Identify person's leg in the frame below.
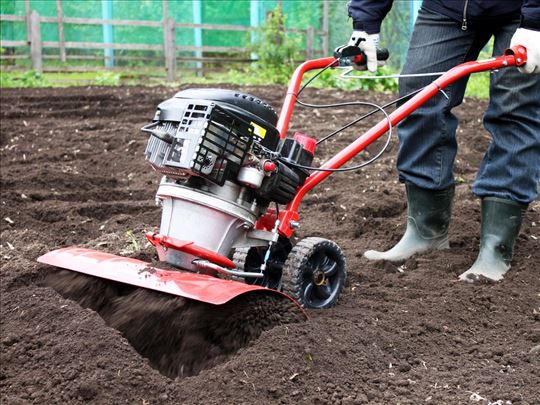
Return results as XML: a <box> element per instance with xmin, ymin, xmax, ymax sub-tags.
<box><xmin>473</xmin><ymin>24</ymin><xmax>540</xmax><ymax>204</ymax></box>
<box><xmin>397</xmin><ymin>8</ymin><xmax>492</xmax><ymax>189</ymax></box>
<box><xmin>460</xmin><ymin>21</ymin><xmax>540</xmax><ymax>282</ymax></box>
<box><xmin>364</xmin><ymin>6</ymin><xmax>491</xmax><ymax>262</ymax></box>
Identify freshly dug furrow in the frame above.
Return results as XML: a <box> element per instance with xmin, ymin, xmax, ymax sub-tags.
<box><xmin>43</xmin><ymin>270</ymin><xmax>304</xmax><ymax>378</ymax></box>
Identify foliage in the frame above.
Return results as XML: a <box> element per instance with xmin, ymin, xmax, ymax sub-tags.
<box><xmin>124</xmin><ymin>230</ymin><xmax>141</xmax><ymax>253</ymax></box>
<box><xmin>0</xmin><ymin>70</ymin><xmax>51</xmax><ymax>88</ymax></box>
<box><xmin>247</xmin><ymin>5</ymin><xmax>303</xmax><ymax>84</ymax></box>
<box><xmin>0</xmin><ymin>70</ymin><xmax>133</xmax><ymax>88</ymax></box>
<box><xmin>312</xmin><ymin>66</ymin><xmax>398</xmax><ymax>93</ymax></box>
<box><xmin>94</xmin><ymin>70</ymin><xmax>121</xmax><ymax>86</ymax></box>
<box><xmin>465</xmin><ymin>72</ymin><xmax>490</xmax><ymax>99</ymax></box>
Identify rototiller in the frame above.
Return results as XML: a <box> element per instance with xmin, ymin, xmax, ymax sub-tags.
<box><xmin>38</xmin><ymin>45</ymin><xmax>528</xmax><ymax>313</ymax></box>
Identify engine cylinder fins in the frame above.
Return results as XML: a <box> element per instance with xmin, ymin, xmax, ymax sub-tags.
<box><xmin>174</xmin><ymin>88</ymin><xmax>278</xmax><ymax>127</ymax></box>
<box><xmin>282</xmin><ymin>237</ymin><xmax>347</xmax><ymax>309</ymax></box>
<box><xmin>42</xmin><ymin>270</ymin><xmax>306</xmax><ymax>378</ymax></box>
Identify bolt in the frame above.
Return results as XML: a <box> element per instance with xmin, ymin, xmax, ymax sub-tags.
<box><xmin>290</xmin><ymin>221</ymin><xmax>300</xmax><ymax>229</ymax></box>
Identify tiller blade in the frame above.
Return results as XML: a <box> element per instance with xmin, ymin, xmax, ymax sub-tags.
<box><xmin>38</xmin><ymin>247</ymin><xmax>306</xmax><ymax>317</ymax></box>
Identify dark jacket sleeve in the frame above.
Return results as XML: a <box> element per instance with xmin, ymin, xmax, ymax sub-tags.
<box><xmin>347</xmin><ymin>0</ymin><xmax>394</xmax><ymax>34</ymax></box>
<box><xmin>521</xmin><ymin>0</ymin><xmax>540</xmax><ymax>30</ymax></box>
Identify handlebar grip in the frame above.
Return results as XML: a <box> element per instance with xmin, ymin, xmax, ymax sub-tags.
<box><xmin>332</xmin><ymin>45</ymin><xmax>390</xmax><ymax>67</ymax></box>
<box><xmin>376</xmin><ymin>48</ymin><xmax>390</xmax><ymax>61</ymax></box>
<box><xmin>353</xmin><ymin>48</ymin><xmax>390</xmax><ymax>65</ymax></box>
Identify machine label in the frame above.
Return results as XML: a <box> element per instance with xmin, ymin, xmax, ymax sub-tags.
<box><xmin>250</xmin><ymin>122</ymin><xmax>267</xmax><ymax>139</ymax></box>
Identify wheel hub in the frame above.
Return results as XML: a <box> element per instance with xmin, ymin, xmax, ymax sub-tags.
<box><xmin>313</xmin><ymin>270</ymin><xmax>326</xmax><ymax>286</ymax></box>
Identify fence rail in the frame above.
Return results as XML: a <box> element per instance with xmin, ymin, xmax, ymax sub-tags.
<box><xmin>0</xmin><ymin>7</ymin><xmax>326</xmax><ymax>81</ymax></box>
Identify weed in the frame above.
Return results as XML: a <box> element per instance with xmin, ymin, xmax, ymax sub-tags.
<box><xmin>124</xmin><ymin>230</ymin><xmax>141</xmax><ymax>253</ymax></box>
<box><xmin>465</xmin><ymin>72</ymin><xmax>490</xmax><ymax>99</ymax></box>
<box><xmin>94</xmin><ymin>71</ymin><xmax>121</xmax><ymax>86</ymax></box>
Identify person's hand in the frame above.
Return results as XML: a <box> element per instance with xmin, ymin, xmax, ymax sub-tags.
<box><xmin>348</xmin><ymin>30</ymin><xmax>382</xmax><ymax>73</ymax></box>
<box><xmin>510</xmin><ymin>28</ymin><xmax>540</xmax><ymax>74</ymax></box>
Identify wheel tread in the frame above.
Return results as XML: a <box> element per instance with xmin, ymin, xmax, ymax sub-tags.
<box><xmin>232</xmin><ymin>247</ymin><xmax>250</xmax><ymax>272</ymax></box>
<box><xmin>282</xmin><ymin>237</ymin><xmax>346</xmax><ymax>309</ymax></box>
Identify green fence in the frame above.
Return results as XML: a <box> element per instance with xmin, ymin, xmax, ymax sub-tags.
<box><xmin>1</xmin><ymin>1</ymin><xmax>323</xmax><ymax>46</ymax></box>
<box><xmin>1</xmin><ymin>0</ymin><xmax>415</xmax><ymax>76</ymax></box>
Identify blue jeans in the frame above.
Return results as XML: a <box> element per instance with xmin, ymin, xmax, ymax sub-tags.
<box><xmin>397</xmin><ymin>7</ymin><xmax>540</xmax><ymax>204</ymax></box>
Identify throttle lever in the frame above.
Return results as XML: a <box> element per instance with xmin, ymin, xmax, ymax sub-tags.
<box><xmin>333</xmin><ymin>45</ymin><xmax>390</xmax><ymax>68</ymax></box>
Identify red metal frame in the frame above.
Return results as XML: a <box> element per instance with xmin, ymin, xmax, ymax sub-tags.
<box><xmin>37</xmin><ymin>247</ymin><xmax>307</xmax><ymax>318</ymax></box>
<box><xmin>145</xmin><ymin>232</ymin><xmax>237</xmax><ymax>269</ymax></box>
<box><xmin>276</xmin><ymin>46</ymin><xmax>527</xmax><ymax>237</ymax></box>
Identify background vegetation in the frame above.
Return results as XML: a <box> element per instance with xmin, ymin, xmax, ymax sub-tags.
<box><xmin>1</xmin><ymin>1</ymin><xmax>491</xmax><ymax>98</ymax></box>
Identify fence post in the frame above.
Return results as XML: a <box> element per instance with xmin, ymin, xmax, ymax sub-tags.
<box><xmin>56</xmin><ymin>0</ymin><xmax>66</xmax><ymax>63</ymax></box>
<box><xmin>192</xmin><ymin>0</ymin><xmax>203</xmax><ymax>77</ymax></box>
<box><xmin>163</xmin><ymin>5</ymin><xmax>169</xmax><ymax>63</ymax></box>
<box><xmin>24</xmin><ymin>0</ymin><xmax>31</xmax><ymax>42</ymax></box>
<box><xmin>101</xmin><ymin>0</ymin><xmax>114</xmax><ymax>67</ymax></box>
<box><xmin>29</xmin><ymin>10</ymin><xmax>42</xmax><ymax>73</ymax></box>
<box><xmin>306</xmin><ymin>27</ymin><xmax>314</xmax><ymax>60</ymax></box>
<box><xmin>164</xmin><ymin>17</ymin><xmax>177</xmax><ymax>81</ymax></box>
<box><xmin>162</xmin><ymin>0</ymin><xmax>168</xmax><ymax>19</ymax></box>
<box><xmin>322</xmin><ymin>0</ymin><xmax>329</xmax><ymax>56</ymax></box>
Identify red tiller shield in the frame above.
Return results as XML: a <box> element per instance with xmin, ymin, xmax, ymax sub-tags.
<box><xmin>37</xmin><ymin>247</ymin><xmax>307</xmax><ymax>317</ymax></box>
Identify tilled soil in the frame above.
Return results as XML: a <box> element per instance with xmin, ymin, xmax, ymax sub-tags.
<box><xmin>42</xmin><ymin>270</ymin><xmax>304</xmax><ymax>379</ymax></box>
<box><xmin>1</xmin><ymin>85</ymin><xmax>539</xmax><ymax>404</ymax></box>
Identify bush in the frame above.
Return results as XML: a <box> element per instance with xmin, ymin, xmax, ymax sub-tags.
<box><xmin>248</xmin><ymin>5</ymin><xmax>302</xmax><ymax>84</ymax></box>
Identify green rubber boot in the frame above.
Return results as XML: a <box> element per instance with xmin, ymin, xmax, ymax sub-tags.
<box><xmin>364</xmin><ymin>184</ymin><xmax>454</xmax><ymax>262</ymax></box>
<box><xmin>459</xmin><ymin>197</ymin><xmax>527</xmax><ymax>283</ymax></box>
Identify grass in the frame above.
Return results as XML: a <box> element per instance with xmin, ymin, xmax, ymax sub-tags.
<box><xmin>0</xmin><ymin>69</ymin><xmax>164</xmax><ymax>88</ymax></box>
<box><xmin>0</xmin><ymin>66</ymin><xmax>491</xmax><ymax>99</ymax></box>
<box><xmin>464</xmin><ymin>71</ymin><xmax>490</xmax><ymax>99</ymax></box>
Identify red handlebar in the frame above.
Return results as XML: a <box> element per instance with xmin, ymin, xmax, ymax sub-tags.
<box><xmin>276</xmin><ymin>57</ymin><xmax>337</xmax><ymax>138</ymax></box>
<box><xmin>275</xmin><ymin>46</ymin><xmax>528</xmax><ymax>238</ymax></box>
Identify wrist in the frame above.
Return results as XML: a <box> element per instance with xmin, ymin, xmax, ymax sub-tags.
<box><xmin>352</xmin><ymin>20</ymin><xmax>382</xmax><ymax>35</ymax></box>
<box><xmin>519</xmin><ymin>15</ymin><xmax>540</xmax><ymax>31</ymax></box>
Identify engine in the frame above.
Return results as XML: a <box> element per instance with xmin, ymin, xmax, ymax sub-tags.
<box><xmin>144</xmin><ymin>88</ymin><xmax>317</xmax><ymax>203</ymax></box>
<box><xmin>143</xmin><ymin>89</ymin><xmax>315</xmax><ymax>269</ymax></box>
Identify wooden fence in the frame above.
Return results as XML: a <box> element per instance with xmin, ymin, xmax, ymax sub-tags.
<box><xmin>0</xmin><ymin>6</ymin><xmax>327</xmax><ymax>81</ymax></box>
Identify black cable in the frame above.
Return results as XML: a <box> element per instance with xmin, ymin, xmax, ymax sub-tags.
<box><xmin>289</xmin><ymin>70</ymin><xmax>429</xmax><ymax>172</ymax></box>
<box><xmin>285</xmin><ymin>59</ymin><xmax>430</xmax><ymax>172</ymax></box>
<box><xmin>310</xmin><ymin>88</ymin><xmax>423</xmax><ymax>145</ymax></box>
<box><xmin>281</xmin><ymin>100</ymin><xmax>393</xmax><ymax>172</ymax></box>
<box><xmin>296</xmin><ymin>61</ymin><xmax>336</xmax><ymax>97</ymax></box>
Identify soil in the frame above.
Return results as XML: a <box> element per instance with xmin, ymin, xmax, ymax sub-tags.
<box><xmin>1</xmin><ymin>85</ymin><xmax>539</xmax><ymax>405</ymax></box>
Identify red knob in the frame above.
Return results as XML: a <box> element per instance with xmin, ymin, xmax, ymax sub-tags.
<box><xmin>263</xmin><ymin>161</ymin><xmax>277</xmax><ymax>172</ymax></box>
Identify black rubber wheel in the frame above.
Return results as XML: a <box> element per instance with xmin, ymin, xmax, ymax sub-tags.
<box><xmin>282</xmin><ymin>237</ymin><xmax>346</xmax><ymax>309</ymax></box>
<box><xmin>232</xmin><ymin>238</ymin><xmax>291</xmax><ymax>290</ymax></box>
